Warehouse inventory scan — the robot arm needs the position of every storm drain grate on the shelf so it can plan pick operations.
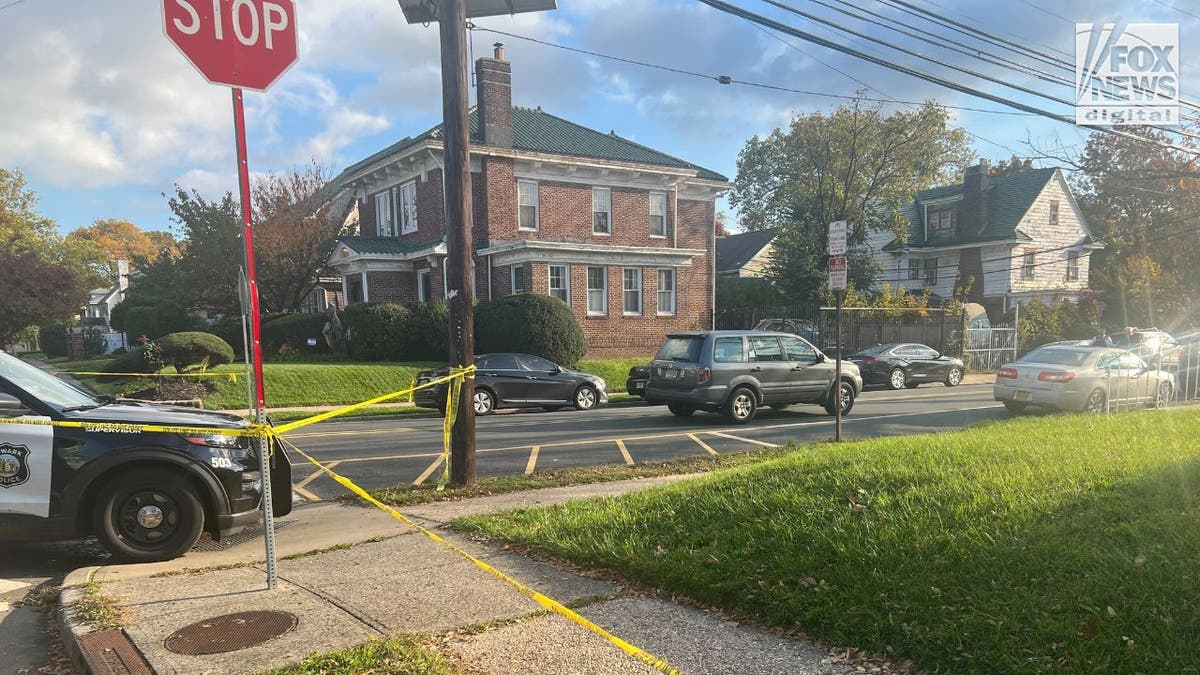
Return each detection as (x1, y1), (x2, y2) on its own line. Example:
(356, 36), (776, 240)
(77, 628), (153, 675)
(190, 520), (294, 552)
(164, 610), (298, 655)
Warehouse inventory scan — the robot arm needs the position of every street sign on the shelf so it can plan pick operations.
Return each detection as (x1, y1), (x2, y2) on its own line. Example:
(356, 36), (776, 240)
(163, 0), (298, 91)
(828, 255), (848, 291)
(827, 220), (847, 256)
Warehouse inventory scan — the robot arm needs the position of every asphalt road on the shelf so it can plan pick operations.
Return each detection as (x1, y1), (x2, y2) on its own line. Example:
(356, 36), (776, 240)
(283, 383), (1006, 500)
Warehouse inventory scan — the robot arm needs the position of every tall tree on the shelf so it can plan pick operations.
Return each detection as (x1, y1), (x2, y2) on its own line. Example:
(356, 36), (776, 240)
(989, 155), (1036, 176)
(67, 219), (177, 271)
(730, 98), (973, 300)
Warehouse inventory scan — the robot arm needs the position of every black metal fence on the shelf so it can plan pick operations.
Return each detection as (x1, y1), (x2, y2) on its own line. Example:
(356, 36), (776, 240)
(714, 305), (819, 331)
(815, 307), (959, 355)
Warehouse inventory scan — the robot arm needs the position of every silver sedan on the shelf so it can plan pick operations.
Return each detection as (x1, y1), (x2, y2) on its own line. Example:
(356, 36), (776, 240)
(994, 346), (1175, 414)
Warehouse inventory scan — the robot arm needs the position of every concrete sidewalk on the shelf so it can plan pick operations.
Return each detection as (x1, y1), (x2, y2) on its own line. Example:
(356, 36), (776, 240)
(59, 477), (859, 675)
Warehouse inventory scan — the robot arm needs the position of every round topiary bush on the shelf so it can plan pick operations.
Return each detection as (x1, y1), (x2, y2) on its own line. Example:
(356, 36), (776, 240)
(343, 303), (410, 361)
(475, 294), (587, 367)
(157, 332), (235, 372)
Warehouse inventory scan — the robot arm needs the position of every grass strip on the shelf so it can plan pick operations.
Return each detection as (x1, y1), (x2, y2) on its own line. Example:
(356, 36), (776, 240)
(71, 580), (123, 630)
(455, 409), (1200, 673)
(263, 637), (469, 675)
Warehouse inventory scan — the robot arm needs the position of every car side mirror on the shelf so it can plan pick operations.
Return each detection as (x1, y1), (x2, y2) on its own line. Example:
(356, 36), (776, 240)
(0, 393), (28, 413)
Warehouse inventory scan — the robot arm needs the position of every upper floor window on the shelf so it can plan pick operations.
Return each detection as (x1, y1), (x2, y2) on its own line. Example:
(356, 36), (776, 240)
(518, 180), (539, 231)
(907, 258), (922, 281)
(649, 192), (667, 237)
(1049, 199), (1060, 226)
(924, 258), (938, 286)
(593, 188), (611, 235)
(374, 192), (392, 236)
(1022, 249), (1037, 280)
(397, 181), (418, 234)
(1066, 250), (1080, 281)
(927, 206), (955, 236)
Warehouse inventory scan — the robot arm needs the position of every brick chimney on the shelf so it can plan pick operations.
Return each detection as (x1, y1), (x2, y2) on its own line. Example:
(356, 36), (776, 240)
(475, 43), (513, 148)
(958, 160), (990, 243)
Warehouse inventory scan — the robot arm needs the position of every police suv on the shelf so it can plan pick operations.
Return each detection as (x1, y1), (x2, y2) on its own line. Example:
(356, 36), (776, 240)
(0, 352), (291, 562)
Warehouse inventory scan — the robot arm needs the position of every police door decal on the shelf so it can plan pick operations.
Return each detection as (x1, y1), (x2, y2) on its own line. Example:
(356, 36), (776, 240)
(0, 419), (53, 518)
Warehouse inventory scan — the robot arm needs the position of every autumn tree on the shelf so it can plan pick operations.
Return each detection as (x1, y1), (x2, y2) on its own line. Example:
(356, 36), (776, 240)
(989, 155), (1035, 176)
(730, 98), (973, 301)
(67, 218), (177, 273)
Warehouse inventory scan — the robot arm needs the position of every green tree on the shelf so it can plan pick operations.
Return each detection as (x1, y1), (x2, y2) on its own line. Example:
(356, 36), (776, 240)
(730, 98), (973, 302)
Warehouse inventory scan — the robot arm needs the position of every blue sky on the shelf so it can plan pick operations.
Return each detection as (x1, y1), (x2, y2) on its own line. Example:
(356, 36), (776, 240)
(1, 0), (1195, 236)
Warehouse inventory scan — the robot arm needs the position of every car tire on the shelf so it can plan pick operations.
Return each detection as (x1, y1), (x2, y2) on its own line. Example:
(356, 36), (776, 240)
(93, 468), (206, 563)
(1003, 401), (1026, 415)
(725, 387), (757, 424)
(473, 388), (496, 415)
(945, 367), (964, 387)
(905, 383), (920, 389)
(770, 403), (791, 410)
(542, 406), (564, 412)
(668, 403), (695, 417)
(824, 381), (856, 416)
(574, 385), (599, 411)
(887, 368), (906, 390)
(1083, 388), (1106, 413)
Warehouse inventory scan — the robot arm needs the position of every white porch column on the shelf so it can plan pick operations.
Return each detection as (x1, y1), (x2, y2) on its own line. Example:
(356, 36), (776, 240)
(361, 271), (370, 303)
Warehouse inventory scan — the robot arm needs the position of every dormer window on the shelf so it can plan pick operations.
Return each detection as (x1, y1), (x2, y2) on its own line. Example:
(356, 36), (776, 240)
(927, 206), (956, 237)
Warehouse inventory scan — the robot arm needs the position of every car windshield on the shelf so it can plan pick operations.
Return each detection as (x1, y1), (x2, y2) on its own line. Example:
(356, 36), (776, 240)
(853, 345), (893, 357)
(657, 337), (704, 362)
(0, 353), (97, 410)
(1019, 348), (1093, 367)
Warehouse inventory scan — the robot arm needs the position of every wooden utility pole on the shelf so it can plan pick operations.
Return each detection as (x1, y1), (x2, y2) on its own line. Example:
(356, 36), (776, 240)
(438, 0), (476, 485)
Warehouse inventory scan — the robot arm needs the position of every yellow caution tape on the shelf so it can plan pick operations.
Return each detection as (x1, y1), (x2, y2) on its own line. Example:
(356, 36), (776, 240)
(277, 435), (679, 674)
(436, 366), (469, 491)
(54, 371), (239, 382)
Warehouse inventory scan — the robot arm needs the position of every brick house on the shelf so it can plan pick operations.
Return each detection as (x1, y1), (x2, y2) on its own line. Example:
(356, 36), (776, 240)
(864, 162), (1102, 318)
(328, 45), (730, 354)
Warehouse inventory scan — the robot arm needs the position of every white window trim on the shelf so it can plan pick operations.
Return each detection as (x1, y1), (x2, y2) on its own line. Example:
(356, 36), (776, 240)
(375, 191), (392, 237)
(398, 181), (418, 235)
(592, 187), (612, 236)
(657, 268), (676, 316)
(623, 267), (642, 316)
(548, 264), (570, 305)
(649, 191), (668, 238)
(587, 266), (608, 316)
(518, 180), (539, 232)
(417, 269), (432, 303)
(510, 264), (525, 294)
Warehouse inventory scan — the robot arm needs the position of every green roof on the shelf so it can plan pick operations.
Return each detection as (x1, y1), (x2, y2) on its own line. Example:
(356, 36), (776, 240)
(339, 106), (728, 183)
(885, 168), (1058, 250)
(339, 236), (444, 255)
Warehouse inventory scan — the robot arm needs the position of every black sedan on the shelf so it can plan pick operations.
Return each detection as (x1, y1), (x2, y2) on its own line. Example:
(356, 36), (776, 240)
(415, 353), (609, 415)
(848, 343), (965, 390)
(626, 364), (651, 399)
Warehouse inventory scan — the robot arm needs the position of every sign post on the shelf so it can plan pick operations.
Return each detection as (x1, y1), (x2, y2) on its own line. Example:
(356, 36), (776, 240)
(828, 221), (849, 442)
(163, 0), (299, 590)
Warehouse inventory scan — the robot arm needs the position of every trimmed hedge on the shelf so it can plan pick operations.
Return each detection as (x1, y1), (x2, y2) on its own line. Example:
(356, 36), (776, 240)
(403, 301), (449, 361)
(103, 349), (160, 376)
(39, 325), (69, 358)
(113, 302), (196, 341)
(475, 294), (587, 367)
(344, 303), (410, 361)
(157, 332), (235, 372)
(261, 313), (331, 355)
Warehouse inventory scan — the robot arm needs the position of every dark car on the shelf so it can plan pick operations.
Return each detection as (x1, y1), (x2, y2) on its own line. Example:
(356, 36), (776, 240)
(645, 331), (862, 424)
(849, 343), (965, 390)
(415, 353), (608, 415)
(0, 352), (291, 562)
(626, 364), (651, 399)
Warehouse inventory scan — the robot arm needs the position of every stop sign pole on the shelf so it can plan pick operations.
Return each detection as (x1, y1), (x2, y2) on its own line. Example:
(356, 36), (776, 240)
(163, 0), (299, 590)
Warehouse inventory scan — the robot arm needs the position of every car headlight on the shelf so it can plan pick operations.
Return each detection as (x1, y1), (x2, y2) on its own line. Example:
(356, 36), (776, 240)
(587, 375), (607, 389)
(182, 433), (246, 449)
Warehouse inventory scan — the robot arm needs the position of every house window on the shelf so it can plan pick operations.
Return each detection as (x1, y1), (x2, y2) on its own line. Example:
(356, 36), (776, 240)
(510, 265), (526, 294)
(927, 206), (955, 235)
(907, 258), (922, 281)
(593, 188), (611, 235)
(649, 192), (667, 237)
(518, 180), (539, 231)
(397, 181), (417, 234)
(657, 268), (676, 315)
(924, 258), (938, 286)
(587, 266), (607, 315)
(418, 269), (432, 303)
(1022, 249), (1037, 280)
(548, 265), (570, 304)
(1049, 199), (1060, 226)
(1066, 250), (1080, 281)
(347, 276), (364, 304)
(623, 268), (642, 315)
(374, 192), (392, 236)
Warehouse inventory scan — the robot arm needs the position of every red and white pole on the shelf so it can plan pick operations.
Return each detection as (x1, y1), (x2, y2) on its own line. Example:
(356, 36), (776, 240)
(231, 87), (277, 589)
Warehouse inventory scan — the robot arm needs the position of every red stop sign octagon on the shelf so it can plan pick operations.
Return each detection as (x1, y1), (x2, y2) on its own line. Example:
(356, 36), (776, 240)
(163, 0), (298, 91)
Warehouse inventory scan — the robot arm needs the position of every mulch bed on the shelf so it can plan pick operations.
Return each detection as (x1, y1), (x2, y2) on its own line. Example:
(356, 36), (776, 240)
(125, 380), (212, 401)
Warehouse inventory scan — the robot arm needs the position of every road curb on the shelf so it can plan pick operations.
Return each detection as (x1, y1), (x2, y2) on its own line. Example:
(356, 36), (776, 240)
(57, 584), (93, 675)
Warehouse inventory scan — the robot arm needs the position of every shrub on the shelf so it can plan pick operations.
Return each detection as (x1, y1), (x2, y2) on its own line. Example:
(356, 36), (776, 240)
(475, 294), (587, 367)
(403, 301), (450, 361)
(114, 303), (196, 341)
(261, 313), (332, 356)
(83, 328), (108, 357)
(103, 348), (160, 375)
(157, 332), (235, 372)
(39, 325), (69, 358)
(343, 303), (411, 361)
(208, 316), (247, 357)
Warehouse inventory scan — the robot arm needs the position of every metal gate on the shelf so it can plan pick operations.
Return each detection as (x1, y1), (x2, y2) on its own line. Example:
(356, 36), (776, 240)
(963, 327), (1017, 372)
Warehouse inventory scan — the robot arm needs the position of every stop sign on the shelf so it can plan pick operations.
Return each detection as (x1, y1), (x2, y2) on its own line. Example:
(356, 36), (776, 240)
(163, 0), (298, 91)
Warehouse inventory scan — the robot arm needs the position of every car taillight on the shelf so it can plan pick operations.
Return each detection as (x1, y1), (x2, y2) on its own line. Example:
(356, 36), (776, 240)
(998, 367), (1018, 379)
(1038, 370), (1076, 383)
(860, 357), (878, 365)
(697, 366), (711, 384)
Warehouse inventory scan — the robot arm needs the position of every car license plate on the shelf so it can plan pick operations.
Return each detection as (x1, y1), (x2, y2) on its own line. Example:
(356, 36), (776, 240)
(631, 379), (646, 389)
(665, 368), (680, 379)
(1015, 390), (1031, 401)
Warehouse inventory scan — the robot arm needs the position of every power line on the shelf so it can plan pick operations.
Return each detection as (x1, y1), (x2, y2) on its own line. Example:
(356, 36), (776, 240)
(469, 25), (1036, 116)
(911, 0), (1072, 59)
(694, 0), (1200, 157)
(0, 0), (32, 10)
(1147, 0), (1200, 21)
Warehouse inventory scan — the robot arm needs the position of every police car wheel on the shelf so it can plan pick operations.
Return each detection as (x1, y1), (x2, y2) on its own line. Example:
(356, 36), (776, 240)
(93, 469), (205, 563)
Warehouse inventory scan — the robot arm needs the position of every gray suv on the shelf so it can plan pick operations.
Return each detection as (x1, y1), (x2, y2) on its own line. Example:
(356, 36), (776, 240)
(645, 331), (862, 424)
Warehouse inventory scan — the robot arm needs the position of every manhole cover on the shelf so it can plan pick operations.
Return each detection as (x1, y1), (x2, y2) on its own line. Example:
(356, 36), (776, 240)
(164, 610), (297, 655)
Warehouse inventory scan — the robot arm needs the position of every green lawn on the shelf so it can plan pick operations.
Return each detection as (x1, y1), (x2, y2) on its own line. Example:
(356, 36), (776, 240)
(456, 409), (1200, 673)
(576, 357), (648, 393)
